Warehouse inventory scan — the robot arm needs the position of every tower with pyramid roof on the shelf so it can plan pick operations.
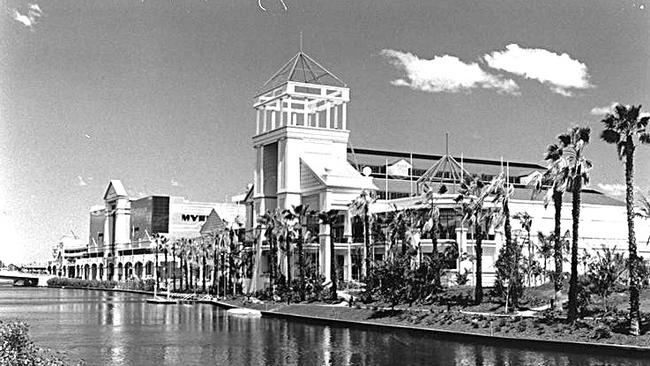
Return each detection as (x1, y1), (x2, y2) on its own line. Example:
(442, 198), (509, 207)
(249, 49), (376, 291)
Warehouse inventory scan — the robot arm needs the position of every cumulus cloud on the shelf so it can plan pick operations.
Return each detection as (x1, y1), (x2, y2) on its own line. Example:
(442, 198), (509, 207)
(11, 3), (42, 30)
(597, 183), (626, 197)
(590, 103), (618, 115)
(76, 176), (88, 187)
(381, 49), (519, 95)
(483, 44), (592, 96)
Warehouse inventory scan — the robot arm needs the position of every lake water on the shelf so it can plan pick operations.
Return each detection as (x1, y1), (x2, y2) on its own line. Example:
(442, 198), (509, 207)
(0, 284), (646, 366)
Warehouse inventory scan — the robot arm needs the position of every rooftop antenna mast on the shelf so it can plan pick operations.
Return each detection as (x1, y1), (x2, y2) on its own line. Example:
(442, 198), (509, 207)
(299, 31), (303, 53)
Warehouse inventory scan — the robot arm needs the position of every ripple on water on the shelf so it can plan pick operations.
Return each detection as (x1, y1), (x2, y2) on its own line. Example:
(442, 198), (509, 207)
(0, 286), (647, 366)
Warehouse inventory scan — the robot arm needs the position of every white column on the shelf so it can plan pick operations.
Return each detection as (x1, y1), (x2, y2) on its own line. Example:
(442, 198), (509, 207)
(333, 105), (339, 129)
(263, 109), (267, 132)
(326, 104), (331, 129)
(256, 109), (260, 135)
(286, 98), (293, 126)
(271, 110), (276, 130)
(342, 103), (347, 130)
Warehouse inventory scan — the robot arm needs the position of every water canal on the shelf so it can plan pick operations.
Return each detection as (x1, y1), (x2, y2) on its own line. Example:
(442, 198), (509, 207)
(0, 284), (646, 366)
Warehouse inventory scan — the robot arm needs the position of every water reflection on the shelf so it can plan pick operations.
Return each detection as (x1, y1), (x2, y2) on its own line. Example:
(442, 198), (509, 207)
(0, 285), (647, 366)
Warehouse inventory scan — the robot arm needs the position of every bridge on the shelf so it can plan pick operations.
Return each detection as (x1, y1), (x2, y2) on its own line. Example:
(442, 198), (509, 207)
(0, 270), (55, 287)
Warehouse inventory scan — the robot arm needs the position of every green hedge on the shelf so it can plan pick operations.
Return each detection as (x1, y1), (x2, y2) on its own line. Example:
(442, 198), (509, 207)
(47, 277), (155, 292)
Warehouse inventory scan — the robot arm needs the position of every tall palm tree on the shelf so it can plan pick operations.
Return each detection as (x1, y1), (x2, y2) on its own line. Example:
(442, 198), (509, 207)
(601, 104), (650, 335)
(277, 213), (295, 301)
(559, 126), (592, 321)
(349, 190), (376, 279)
(514, 212), (533, 286)
(257, 211), (280, 294)
(319, 209), (339, 300)
(456, 175), (499, 304)
(529, 142), (571, 310)
(152, 233), (168, 292)
(284, 205), (310, 302)
(493, 173), (523, 309)
(419, 184), (448, 288)
(171, 239), (178, 292)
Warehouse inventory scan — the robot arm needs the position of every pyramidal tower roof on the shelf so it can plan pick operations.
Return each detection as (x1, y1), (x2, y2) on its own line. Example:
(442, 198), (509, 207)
(260, 51), (346, 95)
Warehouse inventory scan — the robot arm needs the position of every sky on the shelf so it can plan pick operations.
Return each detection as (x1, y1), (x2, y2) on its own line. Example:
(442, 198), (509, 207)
(0, 0), (649, 264)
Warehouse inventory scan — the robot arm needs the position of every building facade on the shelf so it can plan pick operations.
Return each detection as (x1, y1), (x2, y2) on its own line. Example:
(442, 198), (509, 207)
(245, 51), (650, 291)
(55, 180), (245, 282)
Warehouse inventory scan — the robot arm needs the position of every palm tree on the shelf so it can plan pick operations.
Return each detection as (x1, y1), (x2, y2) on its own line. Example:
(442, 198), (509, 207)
(537, 232), (554, 283)
(319, 209), (339, 300)
(151, 233), (168, 292)
(558, 126), (592, 321)
(257, 211), (280, 294)
(349, 190), (376, 279)
(284, 205), (310, 302)
(601, 104), (650, 335)
(277, 213), (295, 301)
(456, 175), (499, 304)
(493, 173), (523, 309)
(171, 239), (178, 292)
(419, 183), (448, 288)
(200, 235), (210, 293)
(529, 142), (571, 310)
(514, 212), (533, 286)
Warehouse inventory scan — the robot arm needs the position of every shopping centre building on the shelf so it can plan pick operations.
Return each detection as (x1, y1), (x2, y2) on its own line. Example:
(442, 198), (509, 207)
(244, 50), (650, 292)
(51, 180), (245, 281)
(50, 50), (649, 290)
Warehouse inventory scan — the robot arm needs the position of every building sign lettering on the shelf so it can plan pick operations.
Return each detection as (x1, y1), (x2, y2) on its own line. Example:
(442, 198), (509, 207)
(181, 214), (207, 222)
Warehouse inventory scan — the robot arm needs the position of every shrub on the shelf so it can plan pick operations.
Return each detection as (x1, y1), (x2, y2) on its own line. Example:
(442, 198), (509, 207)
(0, 321), (79, 365)
(591, 324), (612, 339)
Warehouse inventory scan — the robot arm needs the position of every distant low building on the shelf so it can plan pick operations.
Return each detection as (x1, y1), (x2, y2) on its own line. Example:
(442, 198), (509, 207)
(52, 180), (245, 282)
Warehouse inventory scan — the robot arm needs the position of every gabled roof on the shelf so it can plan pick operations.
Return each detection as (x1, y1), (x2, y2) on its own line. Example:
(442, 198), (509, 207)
(300, 155), (377, 191)
(200, 209), (227, 235)
(103, 180), (128, 201)
(260, 52), (346, 94)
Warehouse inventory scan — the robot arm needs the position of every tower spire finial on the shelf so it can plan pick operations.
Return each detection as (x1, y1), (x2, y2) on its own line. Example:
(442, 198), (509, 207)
(299, 31), (303, 53)
(445, 132), (449, 156)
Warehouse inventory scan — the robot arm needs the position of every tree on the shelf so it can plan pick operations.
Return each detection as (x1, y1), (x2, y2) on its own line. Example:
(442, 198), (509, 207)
(318, 209), (340, 300)
(514, 212), (533, 286)
(283, 205), (310, 302)
(456, 174), (500, 304)
(529, 141), (571, 310)
(493, 173), (524, 310)
(257, 210), (281, 295)
(559, 126), (592, 321)
(419, 183), (448, 287)
(151, 233), (168, 292)
(585, 247), (627, 313)
(277, 212), (295, 302)
(537, 232), (554, 283)
(349, 190), (376, 279)
(601, 104), (650, 335)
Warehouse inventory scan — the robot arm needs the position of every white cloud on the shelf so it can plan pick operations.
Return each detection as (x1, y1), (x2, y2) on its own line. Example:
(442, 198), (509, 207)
(381, 49), (519, 95)
(10, 3), (42, 30)
(590, 102), (618, 115)
(597, 183), (626, 197)
(76, 176), (87, 187)
(483, 44), (592, 96)
(170, 178), (180, 187)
